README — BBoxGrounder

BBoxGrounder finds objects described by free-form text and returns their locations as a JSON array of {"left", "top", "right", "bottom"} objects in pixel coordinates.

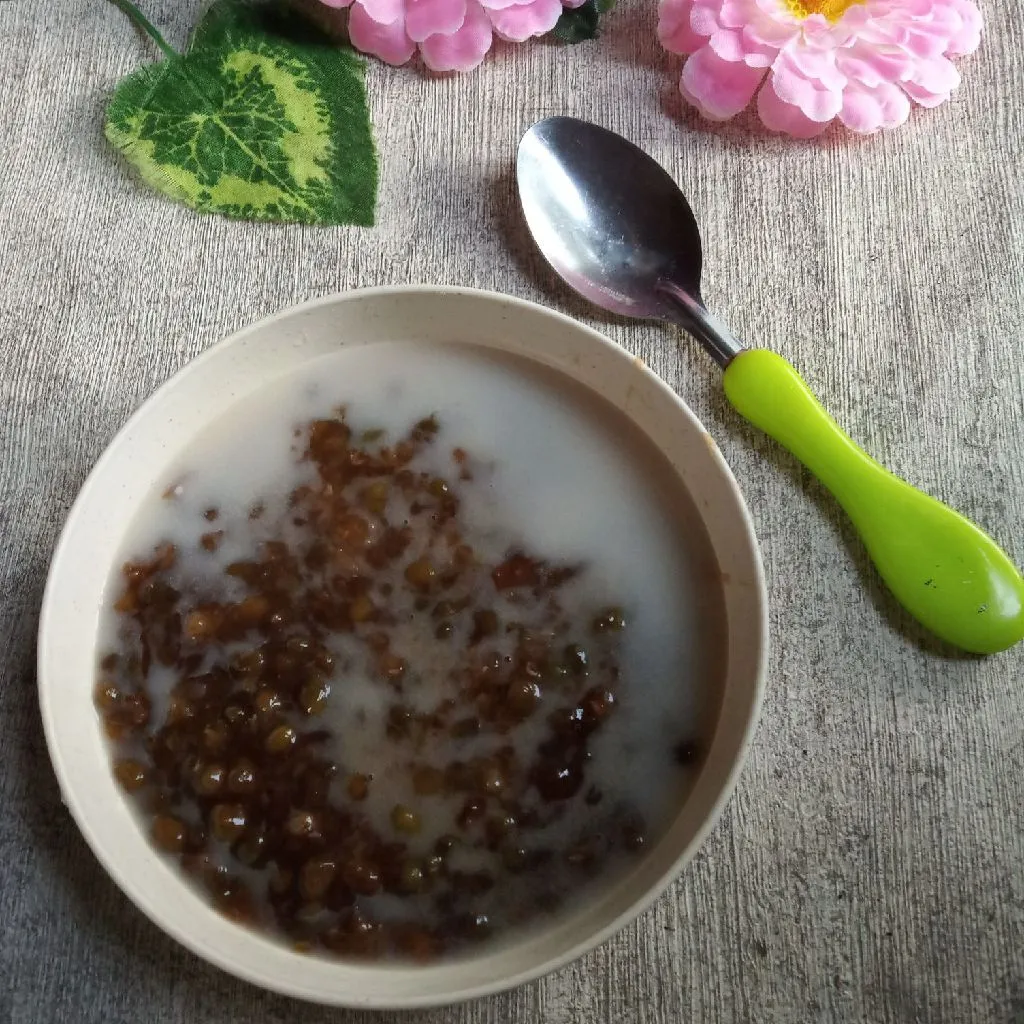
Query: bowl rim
[{"left": 38, "top": 284, "right": 768, "bottom": 1008}]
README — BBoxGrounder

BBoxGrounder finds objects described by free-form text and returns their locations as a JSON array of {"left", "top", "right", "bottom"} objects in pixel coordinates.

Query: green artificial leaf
[
  {"left": 550, "top": 0, "right": 617, "bottom": 44},
  {"left": 106, "top": 0, "right": 377, "bottom": 226}
]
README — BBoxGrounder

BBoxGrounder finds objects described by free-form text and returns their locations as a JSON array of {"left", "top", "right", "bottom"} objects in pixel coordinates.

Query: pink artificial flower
[
  {"left": 657, "top": 0, "right": 983, "bottom": 136},
  {"left": 320, "top": 0, "right": 589, "bottom": 72}
]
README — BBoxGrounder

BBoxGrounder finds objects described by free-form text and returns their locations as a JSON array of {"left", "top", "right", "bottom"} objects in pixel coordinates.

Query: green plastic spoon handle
[{"left": 722, "top": 348, "right": 1024, "bottom": 654}]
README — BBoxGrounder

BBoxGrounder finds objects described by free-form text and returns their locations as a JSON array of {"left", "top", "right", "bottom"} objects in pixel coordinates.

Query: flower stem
[{"left": 108, "top": 0, "right": 178, "bottom": 60}]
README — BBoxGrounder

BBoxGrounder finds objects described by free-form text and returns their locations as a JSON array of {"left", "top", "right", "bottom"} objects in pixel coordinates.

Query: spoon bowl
[
  {"left": 518, "top": 117, "right": 704, "bottom": 320},
  {"left": 518, "top": 117, "right": 742, "bottom": 366}
]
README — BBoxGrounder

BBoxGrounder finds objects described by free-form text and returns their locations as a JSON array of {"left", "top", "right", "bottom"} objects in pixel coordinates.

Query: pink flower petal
[
  {"left": 770, "top": 51, "right": 843, "bottom": 123},
  {"left": 910, "top": 53, "right": 960, "bottom": 95},
  {"left": 899, "top": 79, "right": 950, "bottom": 108},
  {"left": 743, "top": 19, "right": 796, "bottom": 51},
  {"left": 404, "top": 0, "right": 467, "bottom": 42},
  {"left": 709, "top": 28, "right": 747, "bottom": 62},
  {"left": 419, "top": 0, "right": 494, "bottom": 72},
  {"left": 839, "top": 79, "right": 910, "bottom": 132},
  {"left": 756, "top": 78, "right": 829, "bottom": 137},
  {"left": 680, "top": 44, "right": 767, "bottom": 120},
  {"left": 838, "top": 48, "right": 913, "bottom": 88},
  {"left": 478, "top": 0, "right": 530, "bottom": 12},
  {"left": 357, "top": 0, "right": 405, "bottom": 20},
  {"left": 347, "top": 1, "right": 416, "bottom": 64},
  {"left": 902, "top": 24, "right": 951, "bottom": 60},
  {"left": 717, "top": 0, "right": 752, "bottom": 30},
  {"left": 690, "top": 3, "right": 723, "bottom": 38},
  {"left": 658, "top": 0, "right": 703, "bottom": 55},
  {"left": 489, "top": 0, "right": 563, "bottom": 41},
  {"left": 946, "top": 0, "right": 983, "bottom": 55},
  {"left": 784, "top": 43, "right": 846, "bottom": 93}
]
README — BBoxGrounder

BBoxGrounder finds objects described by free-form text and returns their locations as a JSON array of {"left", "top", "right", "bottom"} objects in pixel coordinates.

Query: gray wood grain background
[{"left": 2, "top": 1, "right": 1023, "bottom": 1021}]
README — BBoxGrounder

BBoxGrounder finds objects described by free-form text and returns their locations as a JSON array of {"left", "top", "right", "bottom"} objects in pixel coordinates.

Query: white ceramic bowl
[{"left": 38, "top": 286, "right": 766, "bottom": 1009}]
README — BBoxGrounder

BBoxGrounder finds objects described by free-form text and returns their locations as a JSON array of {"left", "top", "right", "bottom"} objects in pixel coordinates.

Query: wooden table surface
[{"left": 2, "top": 2, "right": 1022, "bottom": 1021}]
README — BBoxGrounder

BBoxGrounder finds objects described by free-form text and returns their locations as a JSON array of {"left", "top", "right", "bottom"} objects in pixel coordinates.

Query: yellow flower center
[{"left": 786, "top": 0, "right": 859, "bottom": 20}]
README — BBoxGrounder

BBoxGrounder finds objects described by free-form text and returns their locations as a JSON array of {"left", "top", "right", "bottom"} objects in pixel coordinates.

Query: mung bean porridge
[{"left": 94, "top": 341, "right": 725, "bottom": 962}]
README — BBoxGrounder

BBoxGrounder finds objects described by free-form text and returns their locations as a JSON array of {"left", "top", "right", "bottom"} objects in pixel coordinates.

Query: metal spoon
[{"left": 516, "top": 115, "right": 1024, "bottom": 655}]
